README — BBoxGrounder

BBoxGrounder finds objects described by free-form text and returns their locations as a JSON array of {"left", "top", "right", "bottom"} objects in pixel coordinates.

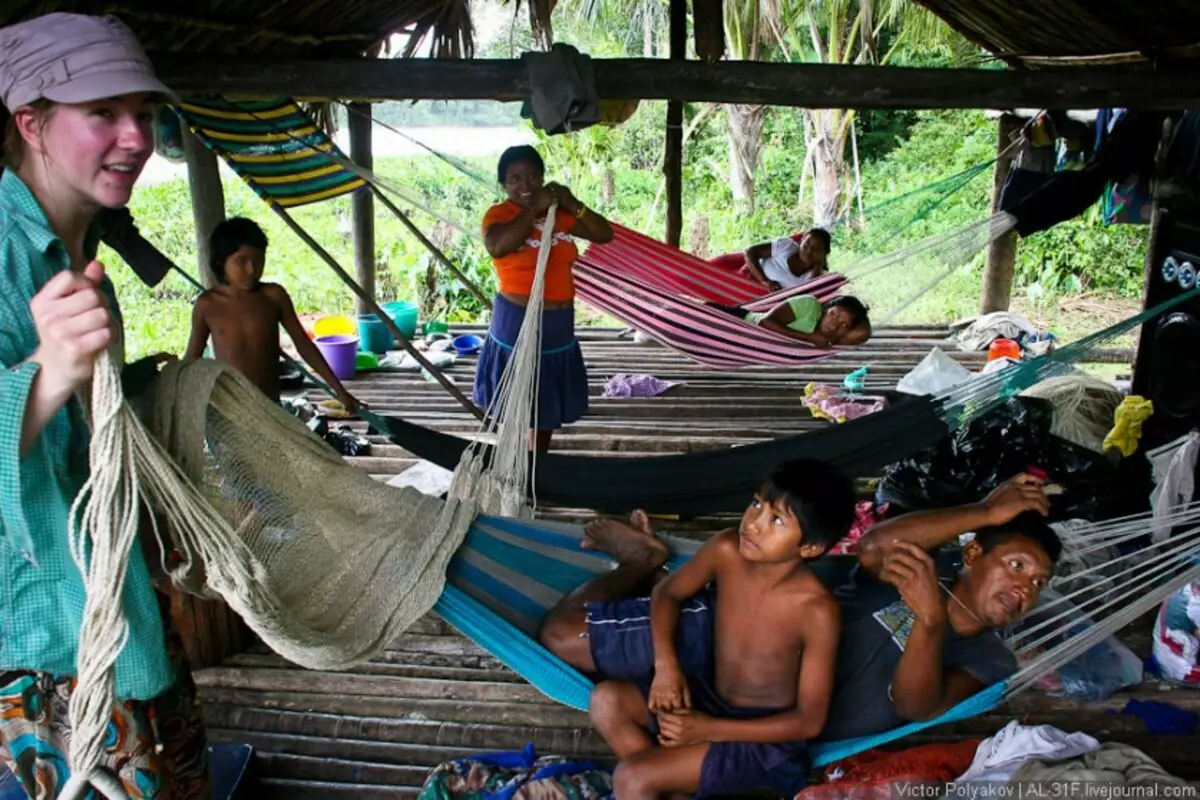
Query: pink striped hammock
[
  {"left": 572, "top": 224, "right": 851, "bottom": 369},
  {"left": 577, "top": 224, "right": 841, "bottom": 305}
]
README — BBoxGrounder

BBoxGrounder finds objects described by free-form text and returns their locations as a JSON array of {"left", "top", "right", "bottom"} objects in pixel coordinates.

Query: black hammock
[{"left": 360, "top": 396, "right": 947, "bottom": 516}]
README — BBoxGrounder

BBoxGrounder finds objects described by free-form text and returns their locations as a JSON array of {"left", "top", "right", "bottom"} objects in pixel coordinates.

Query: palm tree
[
  {"left": 723, "top": 0, "right": 779, "bottom": 213},
  {"left": 771, "top": 0, "right": 972, "bottom": 227},
  {"left": 554, "top": 0, "right": 671, "bottom": 57}
]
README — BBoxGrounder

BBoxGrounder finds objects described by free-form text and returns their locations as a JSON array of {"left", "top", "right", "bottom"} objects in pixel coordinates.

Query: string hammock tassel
[{"left": 450, "top": 204, "right": 560, "bottom": 517}]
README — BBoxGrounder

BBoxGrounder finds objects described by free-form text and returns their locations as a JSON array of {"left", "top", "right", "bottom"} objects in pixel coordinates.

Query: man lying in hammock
[
  {"left": 538, "top": 471, "right": 1058, "bottom": 797},
  {"left": 539, "top": 459, "right": 856, "bottom": 799},
  {"left": 818, "top": 473, "right": 1060, "bottom": 743},
  {"left": 714, "top": 294, "right": 872, "bottom": 348}
]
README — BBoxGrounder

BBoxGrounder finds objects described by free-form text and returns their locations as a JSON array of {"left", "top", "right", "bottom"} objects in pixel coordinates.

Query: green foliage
[
  {"left": 108, "top": 105, "right": 1149, "bottom": 360},
  {"left": 1016, "top": 206, "right": 1147, "bottom": 299}
]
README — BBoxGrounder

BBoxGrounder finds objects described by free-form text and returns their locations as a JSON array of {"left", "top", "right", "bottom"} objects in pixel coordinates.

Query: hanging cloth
[{"left": 521, "top": 44, "right": 600, "bottom": 134}]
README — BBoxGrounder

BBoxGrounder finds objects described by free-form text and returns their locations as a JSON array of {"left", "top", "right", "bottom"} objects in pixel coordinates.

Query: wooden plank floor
[{"left": 197, "top": 326, "right": 1189, "bottom": 798}]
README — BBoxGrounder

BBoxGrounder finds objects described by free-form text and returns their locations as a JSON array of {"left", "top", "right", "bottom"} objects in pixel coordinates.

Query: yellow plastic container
[{"left": 313, "top": 315, "right": 356, "bottom": 338}]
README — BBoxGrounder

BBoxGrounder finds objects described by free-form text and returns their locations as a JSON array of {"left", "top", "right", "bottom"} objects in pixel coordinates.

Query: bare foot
[
  {"left": 582, "top": 517, "right": 669, "bottom": 567},
  {"left": 630, "top": 509, "right": 653, "bottom": 536}
]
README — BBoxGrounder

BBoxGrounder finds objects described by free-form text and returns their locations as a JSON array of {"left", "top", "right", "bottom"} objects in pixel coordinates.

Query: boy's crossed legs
[
  {"left": 591, "top": 680, "right": 711, "bottom": 799},
  {"left": 539, "top": 514, "right": 712, "bottom": 797}
]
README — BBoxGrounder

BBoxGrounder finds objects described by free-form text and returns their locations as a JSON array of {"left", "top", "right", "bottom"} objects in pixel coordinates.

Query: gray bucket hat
[{"left": 0, "top": 13, "right": 174, "bottom": 111}]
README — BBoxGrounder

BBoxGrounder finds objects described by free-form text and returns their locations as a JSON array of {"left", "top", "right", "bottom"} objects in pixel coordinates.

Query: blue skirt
[{"left": 472, "top": 295, "right": 589, "bottom": 431}]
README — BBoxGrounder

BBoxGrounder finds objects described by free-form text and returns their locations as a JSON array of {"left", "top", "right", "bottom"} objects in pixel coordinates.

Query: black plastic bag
[
  {"left": 305, "top": 416, "right": 371, "bottom": 457},
  {"left": 877, "top": 397, "right": 1150, "bottom": 522}
]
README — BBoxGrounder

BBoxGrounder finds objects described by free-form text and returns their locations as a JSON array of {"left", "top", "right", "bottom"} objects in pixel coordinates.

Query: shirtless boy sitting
[
  {"left": 183, "top": 217, "right": 360, "bottom": 411},
  {"left": 538, "top": 459, "right": 856, "bottom": 799}
]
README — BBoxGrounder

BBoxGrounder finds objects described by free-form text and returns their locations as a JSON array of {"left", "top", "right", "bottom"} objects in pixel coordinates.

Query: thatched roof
[
  {"left": 7, "top": 1, "right": 1199, "bottom": 82},
  {"left": 917, "top": 0, "right": 1200, "bottom": 68},
  {"left": 0, "top": 0, "right": 476, "bottom": 59}
]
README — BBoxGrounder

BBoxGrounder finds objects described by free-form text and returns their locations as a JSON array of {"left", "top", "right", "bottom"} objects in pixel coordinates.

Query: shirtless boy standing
[
  {"left": 183, "top": 217, "right": 361, "bottom": 411},
  {"left": 538, "top": 459, "right": 856, "bottom": 799}
]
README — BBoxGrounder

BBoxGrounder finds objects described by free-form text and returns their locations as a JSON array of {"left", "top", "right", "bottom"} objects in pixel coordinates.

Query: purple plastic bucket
[{"left": 314, "top": 334, "right": 359, "bottom": 380}]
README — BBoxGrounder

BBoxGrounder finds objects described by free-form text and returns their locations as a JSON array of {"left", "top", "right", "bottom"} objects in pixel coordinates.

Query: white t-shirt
[{"left": 758, "top": 237, "right": 816, "bottom": 289}]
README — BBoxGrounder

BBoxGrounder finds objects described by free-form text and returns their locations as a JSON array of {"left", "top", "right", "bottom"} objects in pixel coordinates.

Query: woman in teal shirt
[{"left": 0, "top": 13, "right": 210, "bottom": 797}]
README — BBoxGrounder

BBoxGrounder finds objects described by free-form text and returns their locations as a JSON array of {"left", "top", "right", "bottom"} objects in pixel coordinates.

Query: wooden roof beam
[{"left": 152, "top": 55, "right": 1200, "bottom": 109}]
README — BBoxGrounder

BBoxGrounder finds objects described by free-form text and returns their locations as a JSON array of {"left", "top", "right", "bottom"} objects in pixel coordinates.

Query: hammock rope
[{"left": 449, "top": 204, "right": 560, "bottom": 516}]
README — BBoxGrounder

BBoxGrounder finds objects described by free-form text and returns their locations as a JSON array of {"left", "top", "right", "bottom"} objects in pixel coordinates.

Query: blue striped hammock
[{"left": 435, "top": 515, "right": 1006, "bottom": 768}]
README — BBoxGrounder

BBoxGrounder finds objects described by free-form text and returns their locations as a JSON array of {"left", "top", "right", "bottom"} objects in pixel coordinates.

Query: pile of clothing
[
  {"left": 1152, "top": 580, "right": 1200, "bottom": 687},
  {"left": 418, "top": 744, "right": 611, "bottom": 800},
  {"left": 954, "top": 311, "right": 1054, "bottom": 356},
  {"left": 797, "top": 722, "right": 1187, "bottom": 800},
  {"left": 877, "top": 397, "right": 1149, "bottom": 523}
]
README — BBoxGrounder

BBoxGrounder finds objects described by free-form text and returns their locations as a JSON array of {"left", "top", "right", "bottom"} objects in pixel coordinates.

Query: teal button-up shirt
[{"left": 0, "top": 170, "right": 173, "bottom": 700}]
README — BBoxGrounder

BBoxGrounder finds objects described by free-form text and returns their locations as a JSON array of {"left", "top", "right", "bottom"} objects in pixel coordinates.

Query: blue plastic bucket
[
  {"left": 357, "top": 313, "right": 393, "bottom": 354},
  {"left": 381, "top": 300, "right": 419, "bottom": 340}
]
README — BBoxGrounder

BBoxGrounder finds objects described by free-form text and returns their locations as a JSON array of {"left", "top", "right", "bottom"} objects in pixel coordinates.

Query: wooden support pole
[
  {"left": 182, "top": 128, "right": 225, "bottom": 288},
  {"left": 369, "top": 186, "right": 493, "bottom": 310},
  {"left": 664, "top": 0, "right": 687, "bottom": 247},
  {"left": 693, "top": 0, "right": 725, "bottom": 63},
  {"left": 980, "top": 113, "right": 1021, "bottom": 313},
  {"left": 348, "top": 102, "right": 376, "bottom": 314},
  {"left": 1131, "top": 199, "right": 1167, "bottom": 397},
  {"left": 271, "top": 205, "right": 485, "bottom": 420},
  {"left": 154, "top": 55, "right": 1200, "bottom": 110},
  {"left": 1131, "top": 116, "right": 1177, "bottom": 398}
]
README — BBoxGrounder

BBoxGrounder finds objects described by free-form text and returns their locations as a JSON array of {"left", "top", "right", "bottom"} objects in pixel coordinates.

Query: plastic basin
[
  {"left": 357, "top": 313, "right": 393, "bottom": 354},
  {"left": 453, "top": 334, "right": 484, "bottom": 356},
  {"left": 313, "top": 314, "right": 356, "bottom": 338},
  {"left": 381, "top": 300, "right": 419, "bottom": 340},
  {"left": 314, "top": 334, "right": 359, "bottom": 380}
]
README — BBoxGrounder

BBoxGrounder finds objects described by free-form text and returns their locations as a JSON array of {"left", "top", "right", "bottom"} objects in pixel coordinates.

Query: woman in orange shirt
[{"left": 476, "top": 145, "right": 614, "bottom": 452}]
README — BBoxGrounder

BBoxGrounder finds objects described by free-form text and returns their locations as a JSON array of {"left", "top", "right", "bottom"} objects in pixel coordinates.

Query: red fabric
[
  {"left": 829, "top": 501, "right": 888, "bottom": 555},
  {"left": 795, "top": 741, "right": 981, "bottom": 800},
  {"left": 580, "top": 224, "right": 844, "bottom": 306}
]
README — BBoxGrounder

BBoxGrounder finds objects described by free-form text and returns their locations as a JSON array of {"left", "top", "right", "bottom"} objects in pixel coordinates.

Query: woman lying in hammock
[
  {"left": 714, "top": 293, "right": 873, "bottom": 348},
  {"left": 742, "top": 228, "right": 832, "bottom": 291}
]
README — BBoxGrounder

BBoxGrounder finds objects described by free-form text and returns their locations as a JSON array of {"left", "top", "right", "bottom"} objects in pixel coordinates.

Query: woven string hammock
[{"left": 58, "top": 208, "right": 564, "bottom": 797}]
